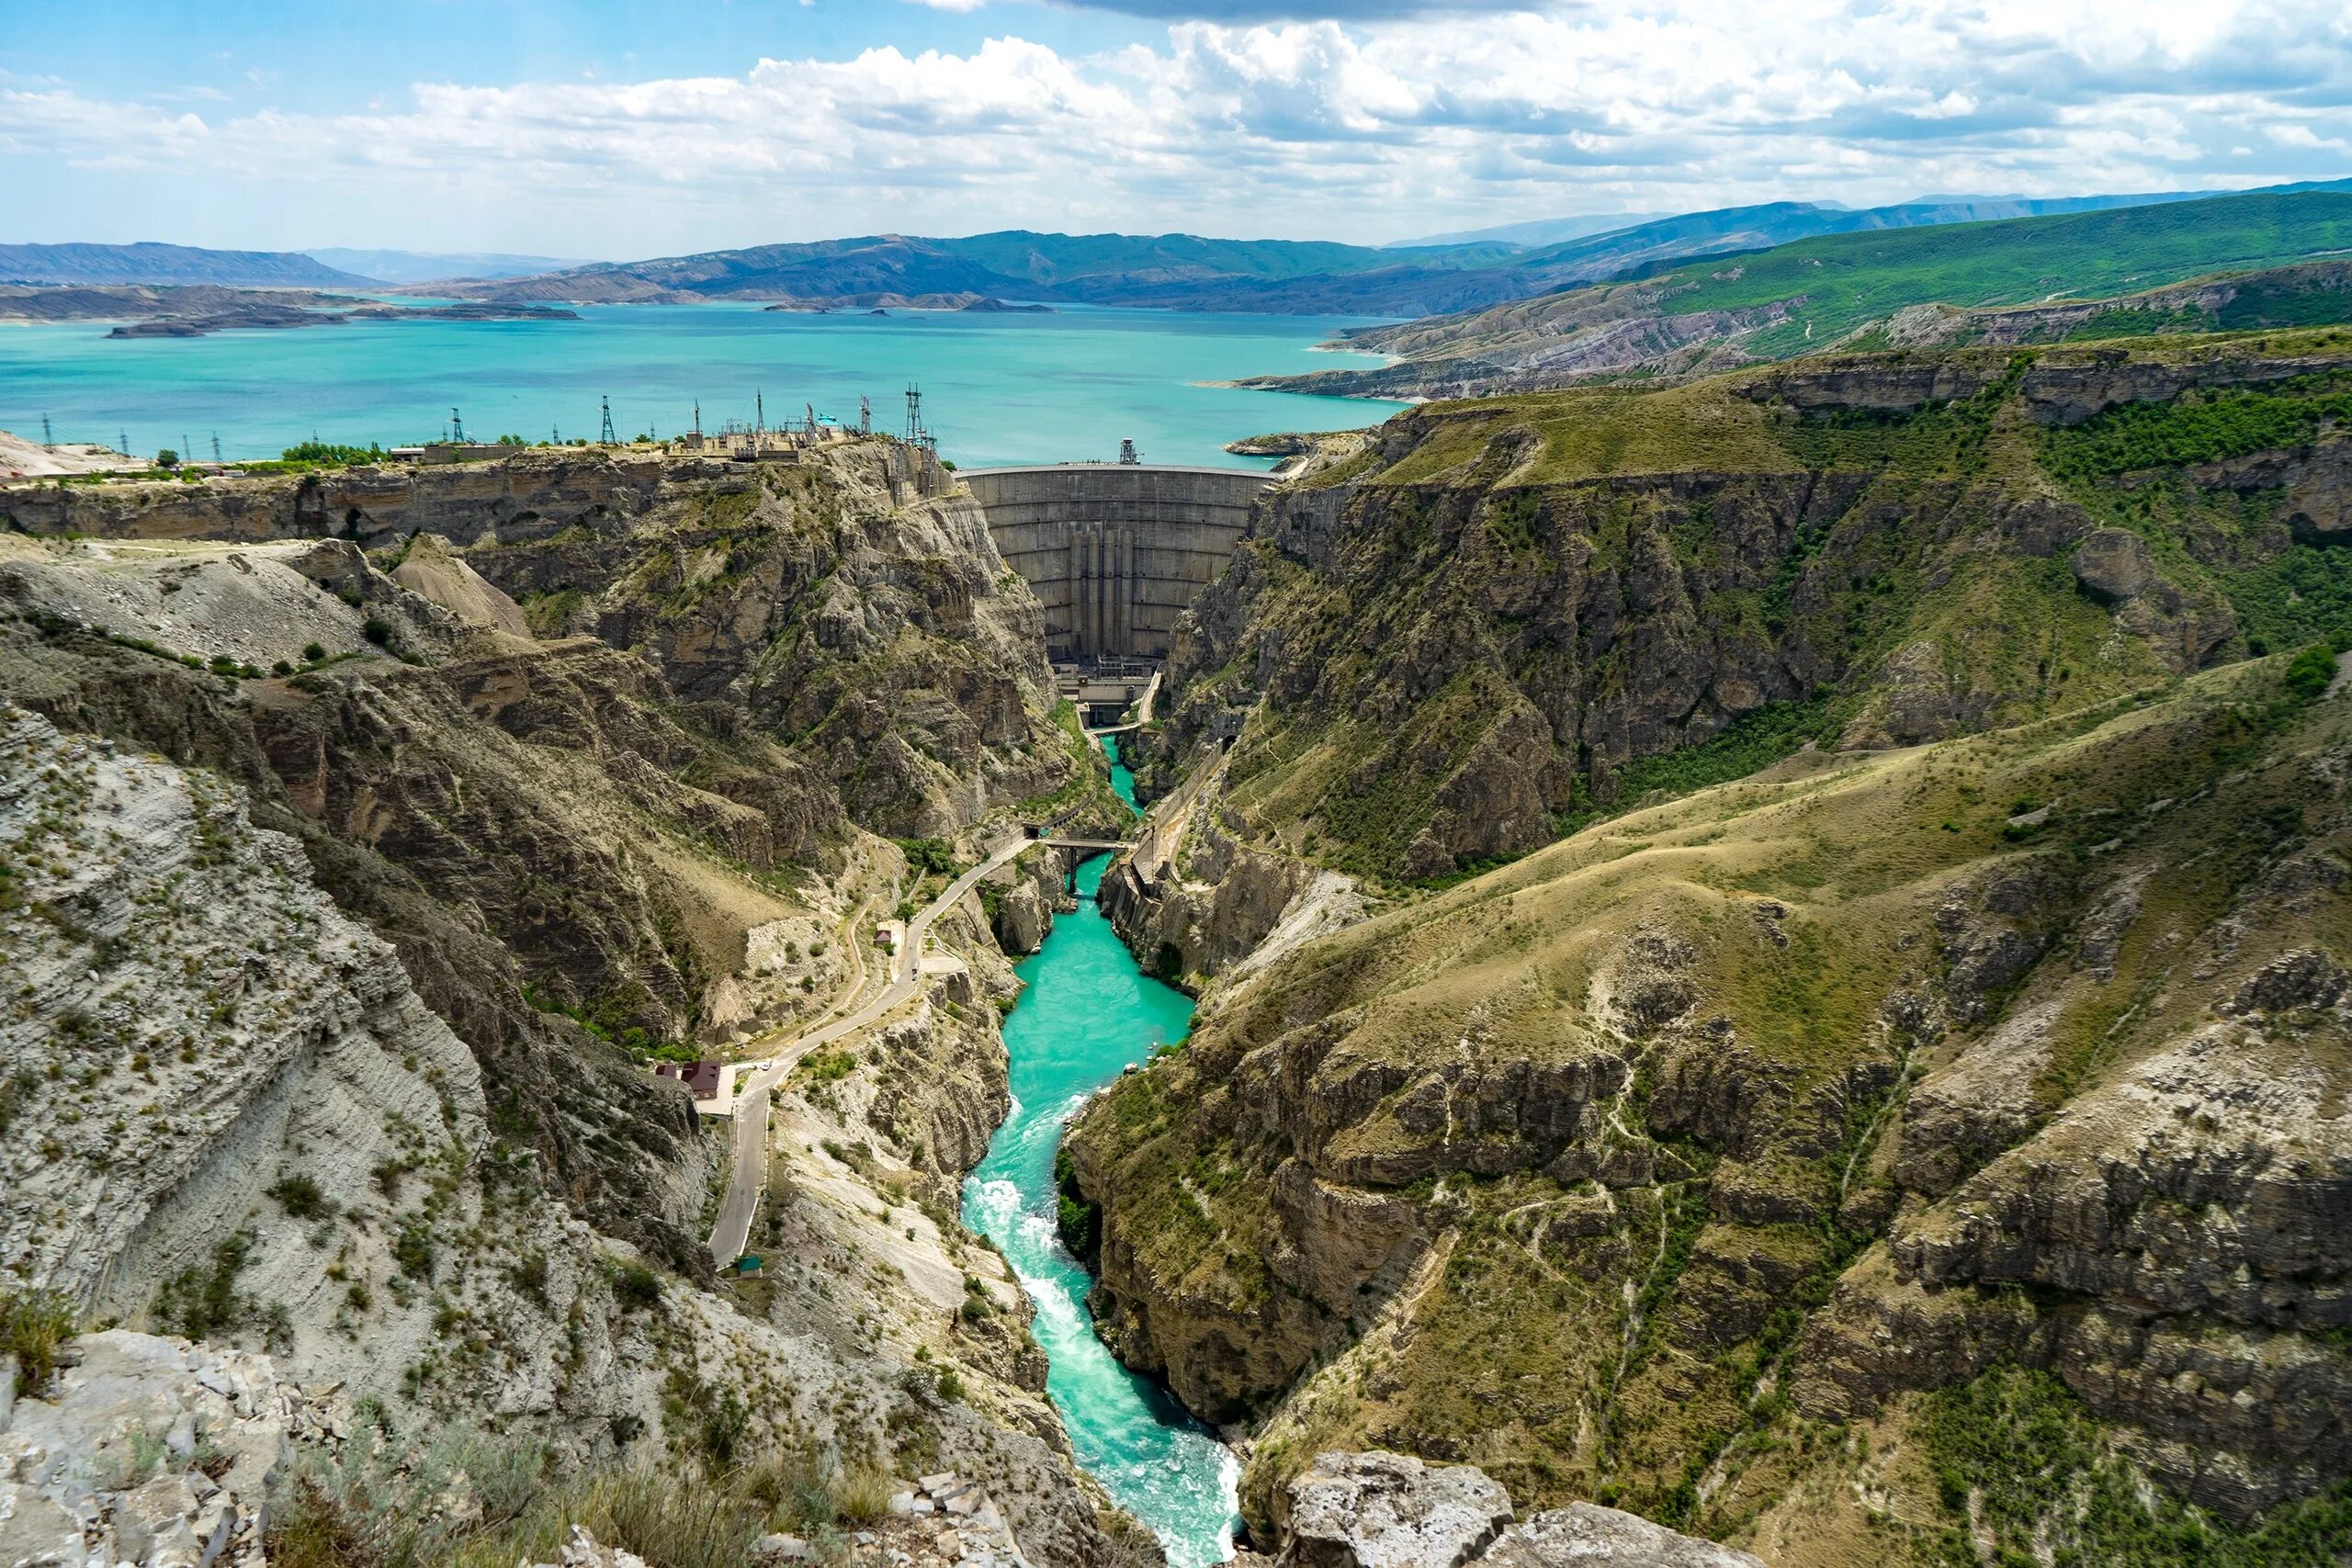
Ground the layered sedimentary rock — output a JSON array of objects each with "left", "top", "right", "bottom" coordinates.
[
  {"left": 1068, "top": 334, "right": 2352, "bottom": 1559},
  {"left": 0, "top": 441, "right": 1155, "bottom": 1564}
]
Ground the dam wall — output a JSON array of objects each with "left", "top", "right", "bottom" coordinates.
[{"left": 963, "top": 465, "right": 1272, "bottom": 660}]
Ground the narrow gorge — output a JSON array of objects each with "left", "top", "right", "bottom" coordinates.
[{"left": 7, "top": 325, "right": 2352, "bottom": 1568}]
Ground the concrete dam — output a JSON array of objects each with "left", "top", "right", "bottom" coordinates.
[{"left": 962, "top": 465, "right": 1273, "bottom": 661}]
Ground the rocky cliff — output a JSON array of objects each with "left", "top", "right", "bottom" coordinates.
[
  {"left": 1069, "top": 332, "right": 2352, "bottom": 1565},
  {"left": 1073, "top": 654, "right": 2352, "bottom": 1562},
  {"left": 1, "top": 441, "right": 1151, "bottom": 1564},
  {"left": 3, "top": 441, "right": 1080, "bottom": 838},
  {"left": 1133, "top": 334, "right": 2352, "bottom": 886}
]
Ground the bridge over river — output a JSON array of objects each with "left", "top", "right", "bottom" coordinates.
[{"left": 962, "top": 464, "right": 1275, "bottom": 661}]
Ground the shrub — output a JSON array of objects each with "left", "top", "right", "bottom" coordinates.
[
  {"left": 2285, "top": 641, "right": 2337, "bottom": 704},
  {"left": 611, "top": 1261, "right": 662, "bottom": 1312},
  {"left": 302, "top": 641, "right": 326, "bottom": 663},
  {"left": 361, "top": 618, "right": 393, "bottom": 647},
  {"left": 267, "top": 1173, "right": 331, "bottom": 1220},
  {"left": 392, "top": 1219, "right": 435, "bottom": 1281},
  {"left": 0, "top": 1285, "right": 75, "bottom": 1393}
]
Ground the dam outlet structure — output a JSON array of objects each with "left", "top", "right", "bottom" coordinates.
[{"left": 962, "top": 464, "right": 1273, "bottom": 662}]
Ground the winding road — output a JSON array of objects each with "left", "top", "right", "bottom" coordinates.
[{"left": 706, "top": 835, "right": 1037, "bottom": 1268}]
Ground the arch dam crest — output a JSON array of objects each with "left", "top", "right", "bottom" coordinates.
[{"left": 960, "top": 464, "right": 1274, "bottom": 663}]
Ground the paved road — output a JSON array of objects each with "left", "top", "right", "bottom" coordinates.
[{"left": 707, "top": 835, "right": 1035, "bottom": 1268}]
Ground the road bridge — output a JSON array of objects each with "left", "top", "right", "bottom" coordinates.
[{"left": 963, "top": 464, "right": 1273, "bottom": 660}]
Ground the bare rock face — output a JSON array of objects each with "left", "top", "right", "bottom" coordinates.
[
  {"left": 1281, "top": 1451, "right": 1512, "bottom": 1568},
  {"left": 1271, "top": 1454, "right": 1758, "bottom": 1568},
  {"left": 1482, "top": 1506, "right": 1763, "bottom": 1568},
  {"left": 0, "top": 1330, "right": 295, "bottom": 1568},
  {"left": 2072, "top": 527, "right": 2155, "bottom": 605}
]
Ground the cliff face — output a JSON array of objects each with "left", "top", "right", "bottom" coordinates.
[
  {"left": 1070, "top": 659, "right": 2352, "bottom": 1561},
  {"left": 1139, "top": 336, "right": 2350, "bottom": 885},
  {"left": 0, "top": 445, "right": 1153, "bottom": 1563},
  {"left": 1067, "top": 332, "right": 2352, "bottom": 1563},
  {"left": 2, "top": 443, "right": 1076, "bottom": 838}
]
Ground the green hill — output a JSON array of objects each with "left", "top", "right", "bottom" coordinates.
[{"left": 1248, "top": 191, "right": 2352, "bottom": 399}]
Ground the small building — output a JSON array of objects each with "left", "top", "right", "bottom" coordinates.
[
  {"left": 874, "top": 921, "right": 905, "bottom": 953},
  {"left": 654, "top": 1058, "right": 737, "bottom": 1116}
]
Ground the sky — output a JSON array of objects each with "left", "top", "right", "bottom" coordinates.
[{"left": 3, "top": 0, "right": 2350, "bottom": 258}]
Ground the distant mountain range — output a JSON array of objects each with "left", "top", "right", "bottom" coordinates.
[
  {"left": 0, "top": 242, "right": 370, "bottom": 288},
  {"left": 426, "top": 179, "right": 2352, "bottom": 318},
  {"left": 1242, "top": 188, "right": 2352, "bottom": 400},
  {"left": 15, "top": 177, "right": 2351, "bottom": 321},
  {"left": 303, "top": 248, "right": 594, "bottom": 285}
]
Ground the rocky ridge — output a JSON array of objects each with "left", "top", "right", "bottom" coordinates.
[
  {"left": 1127, "top": 335, "right": 2351, "bottom": 885},
  {"left": 1, "top": 441, "right": 1157, "bottom": 1563}
]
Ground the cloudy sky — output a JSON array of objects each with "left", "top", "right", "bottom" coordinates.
[{"left": 3, "top": 0, "right": 2348, "bottom": 257}]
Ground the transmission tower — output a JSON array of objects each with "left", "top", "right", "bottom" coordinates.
[
  {"left": 693, "top": 400, "right": 702, "bottom": 438},
  {"left": 858, "top": 396, "right": 872, "bottom": 437},
  {"left": 40, "top": 413, "right": 52, "bottom": 450},
  {"left": 119, "top": 430, "right": 129, "bottom": 457},
  {"left": 804, "top": 402, "right": 816, "bottom": 438},
  {"left": 210, "top": 434, "right": 221, "bottom": 464},
  {"left": 182, "top": 434, "right": 191, "bottom": 465},
  {"left": 904, "top": 384, "right": 922, "bottom": 444},
  {"left": 599, "top": 397, "right": 616, "bottom": 446}
]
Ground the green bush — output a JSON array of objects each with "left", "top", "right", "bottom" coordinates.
[
  {"left": 266, "top": 1173, "right": 331, "bottom": 1220},
  {"left": 0, "top": 1285, "right": 75, "bottom": 1393},
  {"left": 611, "top": 1261, "right": 662, "bottom": 1312},
  {"left": 2284, "top": 641, "right": 2337, "bottom": 704}
]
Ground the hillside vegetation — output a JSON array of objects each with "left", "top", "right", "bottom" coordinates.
[
  {"left": 1142, "top": 331, "right": 2352, "bottom": 886},
  {"left": 1075, "top": 634, "right": 2352, "bottom": 1565},
  {"left": 1247, "top": 192, "right": 2352, "bottom": 399}
]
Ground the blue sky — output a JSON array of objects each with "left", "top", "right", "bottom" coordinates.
[{"left": 5, "top": 0, "right": 2349, "bottom": 257}]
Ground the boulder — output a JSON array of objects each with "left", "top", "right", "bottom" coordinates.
[
  {"left": 1283, "top": 1451, "right": 1513, "bottom": 1568},
  {"left": 2072, "top": 528, "right": 2155, "bottom": 605},
  {"left": 1481, "top": 1505, "right": 1766, "bottom": 1568}
]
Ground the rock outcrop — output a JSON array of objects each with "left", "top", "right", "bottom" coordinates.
[
  {"left": 1071, "top": 647, "right": 2352, "bottom": 1551},
  {"left": 1266, "top": 1452, "right": 1758, "bottom": 1568},
  {"left": 1132, "top": 337, "right": 2340, "bottom": 883},
  {"left": 0, "top": 1331, "right": 305, "bottom": 1568}
]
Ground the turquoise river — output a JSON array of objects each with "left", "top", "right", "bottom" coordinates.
[
  {"left": 963, "top": 738, "right": 1235, "bottom": 1564},
  {"left": 0, "top": 301, "right": 1405, "bottom": 469}
]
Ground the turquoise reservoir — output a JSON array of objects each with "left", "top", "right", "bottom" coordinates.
[{"left": 961, "top": 852, "right": 1233, "bottom": 1565}]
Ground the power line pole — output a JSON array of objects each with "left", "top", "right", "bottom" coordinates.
[
  {"left": 859, "top": 396, "right": 871, "bottom": 437},
  {"left": 119, "top": 430, "right": 129, "bottom": 458},
  {"left": 211, "top": 433, "right": 221, "bottom": 464},
  {"left": 599, "top": 396, "right": 616, "bottom": 446},
  {"left": 451, "top": 407, "right": 466, "bottom": 443},
  {"left": 904, "top": 384, "right": 922, "bottom": 444},
  {"left": 40, "top": 413, "right": 52, "bottom": 450}
]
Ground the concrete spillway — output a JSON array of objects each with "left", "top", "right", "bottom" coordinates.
[{"left": 962, "top": 465, "right": 1272, "bottom": 660}]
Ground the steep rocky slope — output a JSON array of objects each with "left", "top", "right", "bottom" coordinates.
[
  {"left": 3, "top": 442, "right": 1078, "bottom": 836},
  {"left": 1, "top": 441, "right": 1153, "bottom": 1564},
  {"left": 1243, "top": 194, "right": 2352, "bottom": 401},
  {"left": 1073, "top": 652, "right": 2352, "bottom": 1563},
  {"left": 1134, "top": 333, "right": 2352, "bottom": 888},
  {"left": 1068, "top": 332, "right": 2352, "bottom": 1564}
]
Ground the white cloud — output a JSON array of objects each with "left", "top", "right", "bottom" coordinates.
[{"left": 4, "top": 0, "right": 2349, "bottom": 250}]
